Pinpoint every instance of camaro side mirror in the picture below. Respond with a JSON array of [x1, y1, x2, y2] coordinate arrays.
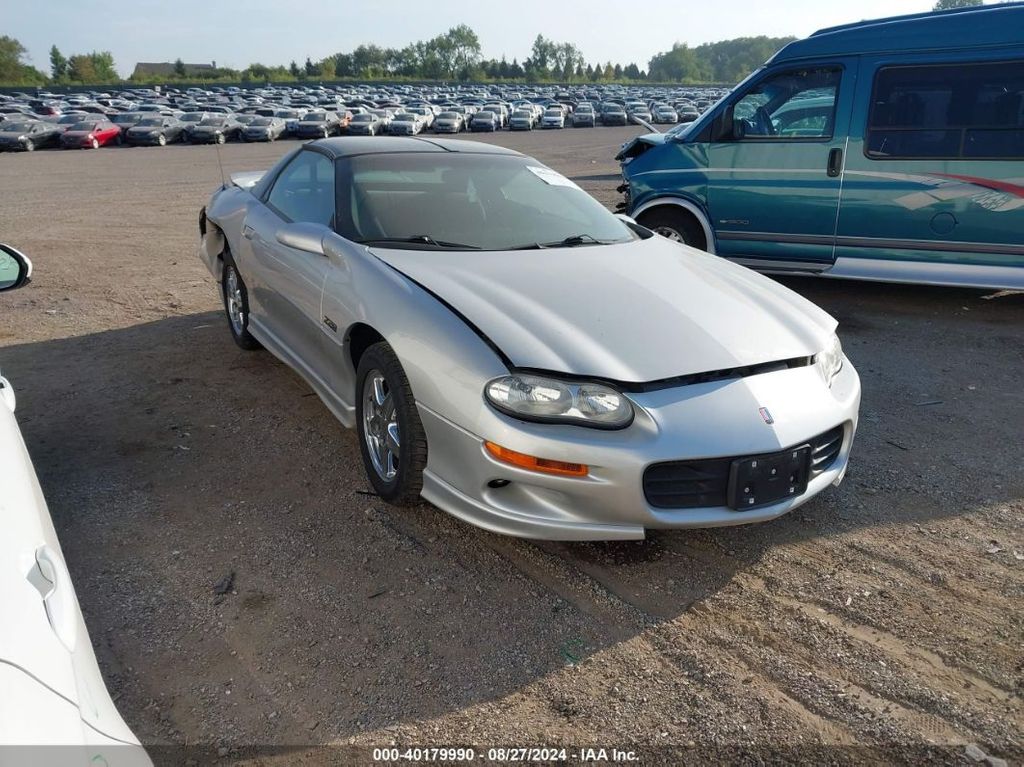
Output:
[[615, 213, 638, 225], [276, 223, 329, 256], [0, 243, 32, 292]]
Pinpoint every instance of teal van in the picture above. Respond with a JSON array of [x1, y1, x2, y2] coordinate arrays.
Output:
[[617, 4, 1024, 290]]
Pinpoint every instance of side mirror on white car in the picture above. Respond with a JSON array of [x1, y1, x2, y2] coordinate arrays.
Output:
[[0, 243, 32, 292]]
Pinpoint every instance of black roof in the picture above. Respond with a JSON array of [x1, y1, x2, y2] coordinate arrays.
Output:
[[308, 136, 523, 160]]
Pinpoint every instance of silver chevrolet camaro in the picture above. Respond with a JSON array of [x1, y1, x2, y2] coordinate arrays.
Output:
[[198, 137, 860, 540]]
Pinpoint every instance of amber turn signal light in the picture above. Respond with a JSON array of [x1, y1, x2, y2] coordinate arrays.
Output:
[[484, 441, 589, 477]]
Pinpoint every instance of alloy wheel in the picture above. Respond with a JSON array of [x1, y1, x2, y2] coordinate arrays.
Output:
[[362, 371, 399, 482], [225, 267, 245, 335]]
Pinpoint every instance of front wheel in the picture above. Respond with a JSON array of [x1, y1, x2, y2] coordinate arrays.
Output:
[[91, 137, 100, 149], [222, 261, 261, 350], [356, 342, 427, 505], [637, 207, 707, 250], [157, 134, 167, 147], [23, 139, 34, 152]]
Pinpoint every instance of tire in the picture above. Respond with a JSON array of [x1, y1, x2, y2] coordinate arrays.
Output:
[[216, 132, 226, 145], [115, 134, 123, 146], [91, 138, 100, 149], [637, 207, 707, 250], [23, 139, 34, 152], [355, 342, 427, 505], [157, 134, 167, 147], [221, 260, 261, 351]]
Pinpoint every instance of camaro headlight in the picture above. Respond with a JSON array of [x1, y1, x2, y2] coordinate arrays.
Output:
[[816, 335, 843, 387], [485, 374, 634, 429]]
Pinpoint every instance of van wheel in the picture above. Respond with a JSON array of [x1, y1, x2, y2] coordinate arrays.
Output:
[[638, 207, 707, 250]]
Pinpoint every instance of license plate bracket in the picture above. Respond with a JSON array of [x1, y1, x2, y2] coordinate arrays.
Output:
[[728, 446, 811, 510]]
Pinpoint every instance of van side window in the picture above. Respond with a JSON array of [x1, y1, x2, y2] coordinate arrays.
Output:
[[866, 61, 1024, 160], [731, 67, 842, 140]]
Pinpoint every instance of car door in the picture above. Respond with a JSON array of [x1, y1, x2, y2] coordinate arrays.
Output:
[[706, 60, 858, 266], [244, 148, 337, 376]]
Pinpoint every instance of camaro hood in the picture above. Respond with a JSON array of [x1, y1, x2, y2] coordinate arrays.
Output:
[[373, 236, 837, 383]]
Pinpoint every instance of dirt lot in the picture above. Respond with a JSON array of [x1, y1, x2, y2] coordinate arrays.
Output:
[[0, 128, 1021, 764]]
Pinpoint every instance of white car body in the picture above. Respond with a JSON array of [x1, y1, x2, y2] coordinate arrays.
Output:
[[0, 247, 150, 763]]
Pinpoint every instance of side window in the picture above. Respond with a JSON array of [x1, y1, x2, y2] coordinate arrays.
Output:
[[266, 150, 336, 227], [866, 60, 1024, 160], [731, 67, 842, 140]]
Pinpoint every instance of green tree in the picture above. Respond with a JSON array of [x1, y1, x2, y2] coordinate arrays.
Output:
[[304, 57, 316, 77], [66, 51, 117, 83], [173, 58, 186, 77], [623, 63, 643, 81], [933, 0, 982, 8], [49, 45, 68, 81], [289, 60, 300, 77], [433, 24, 481, 79], [648, 43, 704, 83], [0, 36, 46, 85]]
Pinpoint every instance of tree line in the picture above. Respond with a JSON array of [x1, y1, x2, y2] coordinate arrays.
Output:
[[4, 25, 838, 88]]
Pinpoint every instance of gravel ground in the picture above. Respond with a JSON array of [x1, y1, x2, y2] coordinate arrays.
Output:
[[0, 127, 1021, 765]]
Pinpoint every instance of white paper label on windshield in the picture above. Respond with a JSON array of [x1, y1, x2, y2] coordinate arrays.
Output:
[[527, 166, 581, 189]]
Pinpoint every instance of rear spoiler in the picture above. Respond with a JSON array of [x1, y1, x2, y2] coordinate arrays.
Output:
[[227, 171, 264, 190]]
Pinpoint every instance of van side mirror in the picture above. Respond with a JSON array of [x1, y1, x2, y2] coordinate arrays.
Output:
[[710, 105, 737, 142], [0, 244, 32, 292]]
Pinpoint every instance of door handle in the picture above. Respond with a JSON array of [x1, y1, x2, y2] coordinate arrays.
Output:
[[827, 148, 843, 178], [242, 224, 255, 240]]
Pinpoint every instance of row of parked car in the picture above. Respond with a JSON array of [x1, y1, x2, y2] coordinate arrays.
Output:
[[0, 82, 727, 151]]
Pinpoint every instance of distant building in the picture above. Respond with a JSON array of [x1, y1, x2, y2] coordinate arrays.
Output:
[[131, 62, 217, 79]]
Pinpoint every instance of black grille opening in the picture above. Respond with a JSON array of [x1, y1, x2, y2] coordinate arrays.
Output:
[[643, 424, 846, 510], [810, 425, 844, 475]]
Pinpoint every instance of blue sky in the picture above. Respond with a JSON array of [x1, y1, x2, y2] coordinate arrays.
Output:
[[14, 0, 936, 77]]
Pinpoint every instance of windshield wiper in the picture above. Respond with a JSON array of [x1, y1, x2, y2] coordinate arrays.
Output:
[[359, 235, 481, 250], [514, 233, 615, 250]]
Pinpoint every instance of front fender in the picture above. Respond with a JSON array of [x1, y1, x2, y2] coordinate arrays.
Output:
[[321, 243, 509, 432]]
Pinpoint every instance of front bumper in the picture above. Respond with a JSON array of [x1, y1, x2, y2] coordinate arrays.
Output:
[[418, 361, 860, 540]]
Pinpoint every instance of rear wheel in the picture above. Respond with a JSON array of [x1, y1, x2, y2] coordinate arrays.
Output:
[[157, 134, 167, 147], [355, 342, 427, 505], [216, 132, 226, 145], [222, 261, 261, 351], [637, 207, 707, 250]]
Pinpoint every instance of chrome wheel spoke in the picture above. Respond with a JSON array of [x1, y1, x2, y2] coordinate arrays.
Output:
[[385, 421, 400, 453], [372, 376, 388, 408]]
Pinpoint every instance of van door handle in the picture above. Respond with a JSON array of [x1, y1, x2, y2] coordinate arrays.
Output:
[[242, 224, 255, 240], [827, 148, 843, 178]]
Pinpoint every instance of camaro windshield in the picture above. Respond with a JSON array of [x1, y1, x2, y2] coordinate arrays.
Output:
[[339, 153, 636, 251], [137, 118, 164, 127], [69, 122, 98, 131], [199, 118, 225, 126]]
